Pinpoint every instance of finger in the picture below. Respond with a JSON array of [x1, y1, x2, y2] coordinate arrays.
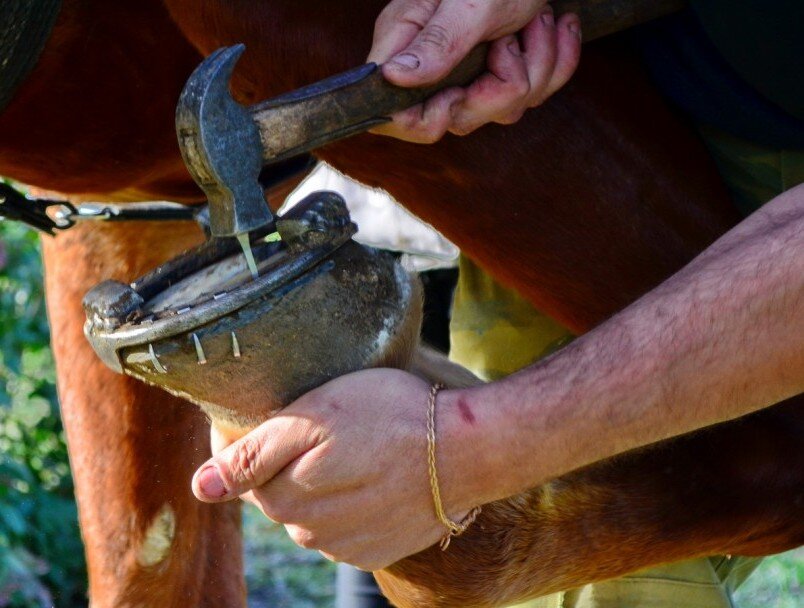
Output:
[[239, 490, 263, 511], [447, 33, 531, 135], [367, 0, 439, 64], [240, 445, 336, 523], [382, 0, 492, 87], [192, 415, 320, 503], [313, 527, 412, 572], [519, 6, 559, 106], [541, 12, 581, 99], [447, 3, 560, 134], [285, 524, 319, 550], [240, 491, 282, 525], [370, 86, 466, 143]]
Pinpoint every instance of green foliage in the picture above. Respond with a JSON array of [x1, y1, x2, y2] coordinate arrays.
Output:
[[735, 549, 804, 608], [243, 505, 336, 608], [0, 219, 86, 607]]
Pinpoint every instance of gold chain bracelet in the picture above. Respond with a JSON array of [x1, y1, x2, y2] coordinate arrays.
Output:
[[427, 383, 482, 550]]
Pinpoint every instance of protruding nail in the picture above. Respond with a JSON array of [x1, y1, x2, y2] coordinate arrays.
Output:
[[508, 40, 523, 56], [237, 233, 259, 280], [568, 21, 582, 40], [192, 333, 207, 365], [148, 343, 167, 374], [197, 465, 227, 499], [541, 7, 555, 26], [389, 53, 420, 70]]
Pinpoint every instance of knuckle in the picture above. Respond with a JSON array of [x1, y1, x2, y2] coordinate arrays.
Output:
[[374, 4, 394, 30], [417, 128, 444, 144], [286, 525, 318, 550], [448, 110, 479, 136], [402, 112, 447, 143], [417, 23, 455, 56], [261, 495, 295, 523], [399, 112, 423, 132], [449, 123, 476, 137], [374, 4, 399, 33], [504, 77, 530, 100], [497, 109, 526, 125], [286, 458, 319, 492], [528, 93, 546, 108], [449, 125, 468, 136], [381, 0, 438, 29], [229, 436, 263, 486], [409, 0, 440, 23], [494, 0, 537, 32]]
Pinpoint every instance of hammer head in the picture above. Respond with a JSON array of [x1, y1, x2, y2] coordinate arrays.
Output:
[[176, 45, 273, 238]]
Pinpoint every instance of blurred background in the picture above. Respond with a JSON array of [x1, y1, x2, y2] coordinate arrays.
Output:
[[0, 179, 801, 606]]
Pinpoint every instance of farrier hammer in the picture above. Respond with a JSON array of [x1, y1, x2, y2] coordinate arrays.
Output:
[[174, 0, 686, 273]]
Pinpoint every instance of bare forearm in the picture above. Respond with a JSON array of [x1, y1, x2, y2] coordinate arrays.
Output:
[[442, 185, 804, 509]]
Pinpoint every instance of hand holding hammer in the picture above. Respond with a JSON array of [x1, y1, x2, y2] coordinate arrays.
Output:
[[175, 0, 685, 250]]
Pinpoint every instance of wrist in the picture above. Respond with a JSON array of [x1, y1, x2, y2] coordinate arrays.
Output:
[[435, 383, 524, 513], [437, 358, 584, 510]]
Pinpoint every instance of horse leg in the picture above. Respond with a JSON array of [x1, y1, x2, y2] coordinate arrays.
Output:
[[42, 222, 245, 607], [388, 351, 804, 608], [129, 2, 804, 604]]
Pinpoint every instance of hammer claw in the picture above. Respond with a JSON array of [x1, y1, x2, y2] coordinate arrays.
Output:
[[176, 44, 273, 238]]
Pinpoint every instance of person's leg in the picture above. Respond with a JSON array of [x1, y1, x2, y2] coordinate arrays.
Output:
[[560, 559, 737, 608]]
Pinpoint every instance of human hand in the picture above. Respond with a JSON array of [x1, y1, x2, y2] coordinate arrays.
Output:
[[191, 368, 494, 571], [368, 0, 582, 142]]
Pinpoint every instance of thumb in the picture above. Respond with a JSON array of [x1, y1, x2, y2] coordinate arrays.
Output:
[[383, 0, 486, 87], [192, 415, 319, 502]]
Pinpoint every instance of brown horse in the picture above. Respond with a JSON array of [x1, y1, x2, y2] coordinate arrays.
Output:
[[0, 0, 801, 606], [1, 3, 242, 605]]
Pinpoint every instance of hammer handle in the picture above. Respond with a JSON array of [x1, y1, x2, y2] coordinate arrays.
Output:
[[252, 0, 686, 164]]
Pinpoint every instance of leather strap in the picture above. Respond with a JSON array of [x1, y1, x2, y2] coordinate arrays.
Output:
[[0, 154, 316, 235], [0, 0, 62, 113]]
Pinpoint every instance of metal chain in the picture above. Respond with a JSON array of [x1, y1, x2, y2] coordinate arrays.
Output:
[[0, 154, 316, 236], [0, 182, 205, 235]]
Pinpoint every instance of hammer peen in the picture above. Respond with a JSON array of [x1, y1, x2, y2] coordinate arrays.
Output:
[[175, 0, 686, 270]]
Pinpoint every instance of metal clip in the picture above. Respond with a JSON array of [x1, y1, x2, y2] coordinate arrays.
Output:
[[0, 182, 76, 235]]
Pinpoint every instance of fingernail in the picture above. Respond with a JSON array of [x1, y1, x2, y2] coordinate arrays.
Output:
[[568, 21, 581, 40], [389, 53, 420, 70], [508, 40, 522, 56], [197, 465, 227, 499], [541, 7, 555, 26]]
